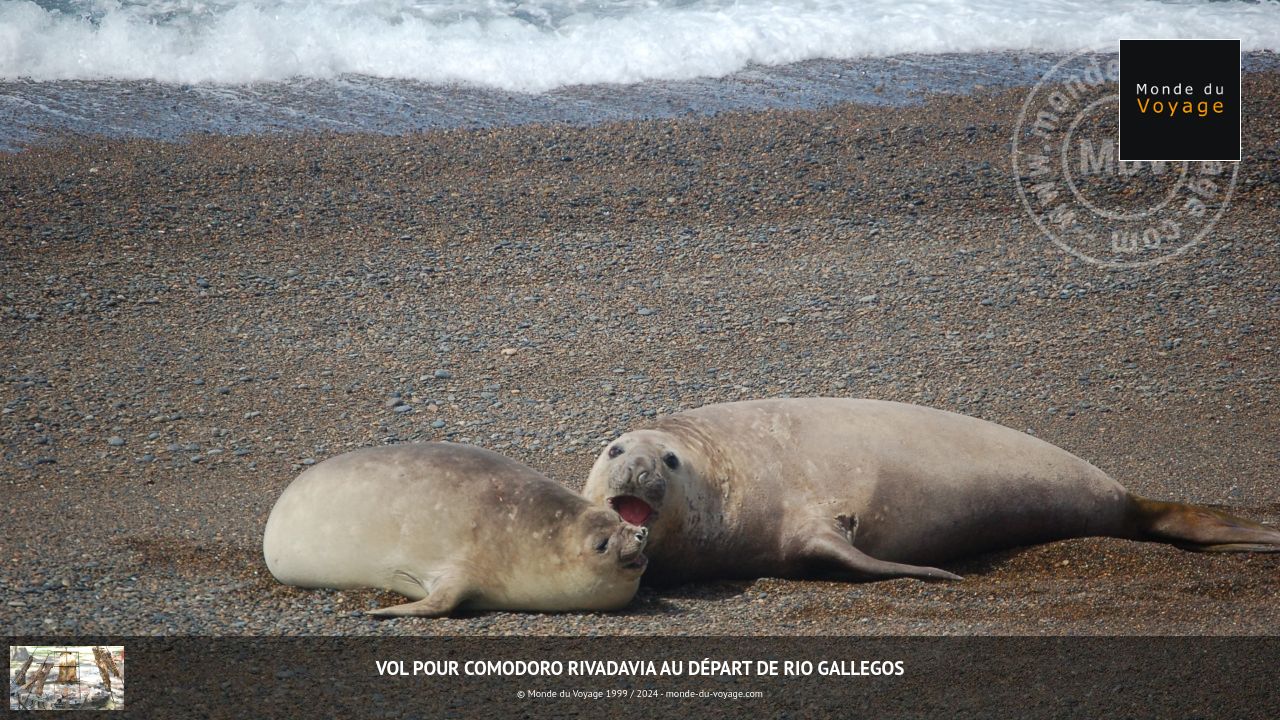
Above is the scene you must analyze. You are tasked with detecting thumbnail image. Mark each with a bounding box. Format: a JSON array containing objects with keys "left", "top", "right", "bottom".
[{"left": 9, "top": 646, "right": 124, "bottom": 711}]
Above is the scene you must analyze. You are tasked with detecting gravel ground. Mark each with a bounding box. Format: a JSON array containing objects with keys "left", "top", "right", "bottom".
[{"left": 2, "top": 74, "right": 1278, "bottom": 637}]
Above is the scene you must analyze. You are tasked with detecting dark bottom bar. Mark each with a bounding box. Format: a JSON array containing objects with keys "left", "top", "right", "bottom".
[{"left": 7, "top": 637, "right": 1276, "bottom": 718}]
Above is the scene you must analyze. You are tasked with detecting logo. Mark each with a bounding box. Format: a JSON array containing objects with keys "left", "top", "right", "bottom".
[
  {"left": 1119, "top": 39, "right": 1241, "bottom": 162},
  {"left": 1012, "top": 53, "right": 1238, "bottom": 268}
]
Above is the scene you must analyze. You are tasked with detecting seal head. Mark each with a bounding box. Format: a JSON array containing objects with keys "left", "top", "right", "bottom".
[
  {"left": 588, "top": 429, "right": 695, "bottom": 552},
  {"left": 560, "top": 506, "right": 651, "bottom": 605}
]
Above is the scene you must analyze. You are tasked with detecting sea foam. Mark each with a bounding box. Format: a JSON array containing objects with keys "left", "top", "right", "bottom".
[{"left": 1, "top": 0, "right": 1278, "bottom": 89}]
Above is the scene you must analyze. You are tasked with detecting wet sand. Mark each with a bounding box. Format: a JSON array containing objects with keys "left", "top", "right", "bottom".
[{"left": 2, "top": 72, "right": 1278, "bottom": 636}]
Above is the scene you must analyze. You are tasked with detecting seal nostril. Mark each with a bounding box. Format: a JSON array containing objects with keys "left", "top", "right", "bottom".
[{"left": 636, "top": 528, "right": 649, "bottom": 542}]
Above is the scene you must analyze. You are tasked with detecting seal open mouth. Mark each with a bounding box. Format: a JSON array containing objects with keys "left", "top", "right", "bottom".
[
  {"left": 623, "top": 554, "right": 648, "bottom": 571},
  {"left": 610, "top": 495, "right": 655, "bottom": 526}
]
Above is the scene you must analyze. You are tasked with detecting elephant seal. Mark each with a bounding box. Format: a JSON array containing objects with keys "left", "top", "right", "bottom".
[
  {"left": 584, "top": 398, "right": 1280, "bottom": 585},
  {"left": 264, "top": 442, "right": 649, "bottom": 617}
]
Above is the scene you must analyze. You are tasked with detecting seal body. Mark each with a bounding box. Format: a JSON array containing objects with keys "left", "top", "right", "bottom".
[
  {"left": 584, "top": 398, "right": 1280, "bottom": 585},
  {"left": 264, "top": 442, "right": 648, "bottom": 617}
]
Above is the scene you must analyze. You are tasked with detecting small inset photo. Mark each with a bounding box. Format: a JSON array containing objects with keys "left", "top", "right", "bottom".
[{"left": 9, "top": 645, "right": 124, "bottom": 711}]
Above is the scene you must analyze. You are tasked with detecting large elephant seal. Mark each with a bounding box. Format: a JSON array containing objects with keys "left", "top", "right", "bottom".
[
  {"left": 264, "top": 442, "right": 649, "bottom": 617},
  {"left": 584, "top": 398, "right": 1280, "bottom": 586}
]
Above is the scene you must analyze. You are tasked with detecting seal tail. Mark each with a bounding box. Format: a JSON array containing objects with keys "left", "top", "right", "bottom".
[{"left": 1126, "top": 495, "right": 1280, "bottom": 552}]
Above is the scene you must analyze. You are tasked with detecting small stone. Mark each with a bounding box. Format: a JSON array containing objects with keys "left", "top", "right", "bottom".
[
  {"left": 233, "top": 448, "right": 252, "bottom": 457},
  {"left": 215, "top": 386, "right": 231, "bottom": 395},
  {"left": 393, "top": 405, "right": 413, "bottom": 414},
  {"left": 244, "top": 411, "right": 261, "bottom": 419},
  {"left": 858, "top": 294, "right": 878, "bottom": 303},
  {"left": 431, "top": 419, "right": 446, "bottom": 429},
  {"left": 107, "top": 436, "right": 125, "bottom": 447},
  {"left": 637, "top": 307, "right": 655, "bottom": 316},
  {"left": 301, "top": 458, "right": 316, "bottom": 466},
  {"left": 500, "top": 348, "right": 518, "bottom": 356},
  {"left": 433, "top": 369, "right": 452, "bottom": 380},
  {"left": 196, "top": 277, "right": 210, "bottom": 288}
]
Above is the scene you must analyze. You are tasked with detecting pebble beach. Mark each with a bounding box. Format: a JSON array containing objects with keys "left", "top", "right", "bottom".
[{"left": 3, "top": 70, "right": 1279, "bottom": 637}]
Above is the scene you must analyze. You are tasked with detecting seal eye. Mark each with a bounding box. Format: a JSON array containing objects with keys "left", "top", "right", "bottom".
[
  {"left": 595, "top": 538, "right": 610, "bottom": 554},
  {"left": 662, "top": 452, "right": 680, "bottom": 470},
  {"left": 607, "top": 445, "right": 623, "bottom": 459}
]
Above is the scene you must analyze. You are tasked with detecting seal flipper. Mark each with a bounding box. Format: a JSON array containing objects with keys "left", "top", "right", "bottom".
[
  {"left": 1128, "top": 496, "right": 1280, "bottom": 552},
  {"left": 800, "top": 527, "right": 962, "bottom": 582},
  {"left": 367, "top": 573, "right": 469, "bottom": 619}
]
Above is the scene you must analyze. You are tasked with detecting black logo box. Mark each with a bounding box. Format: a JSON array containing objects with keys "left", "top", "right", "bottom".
[{"left": 1119, "top": 39, "right": 1241, "bottom": 162}]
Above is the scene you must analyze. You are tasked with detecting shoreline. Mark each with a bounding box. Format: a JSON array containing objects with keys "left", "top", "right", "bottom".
[
  {"left": 2, "top": 71, "right": 1278, "bottom": 636},
  {"left": 4, "top": 51, "right": 1279, "bottom": 153}
]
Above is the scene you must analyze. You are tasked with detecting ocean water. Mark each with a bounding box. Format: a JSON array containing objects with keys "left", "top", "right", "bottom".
[
  {"left": 1, "top": 1, "right": 1278, "bottom": 148},
  {"left": 3, "top": 0, "right": 1279, "bottom": 88}
]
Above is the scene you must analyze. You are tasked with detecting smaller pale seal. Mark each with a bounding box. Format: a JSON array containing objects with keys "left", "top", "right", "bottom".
[{"left": 263, "top": 442, "right": 649, "bottom": 617}]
